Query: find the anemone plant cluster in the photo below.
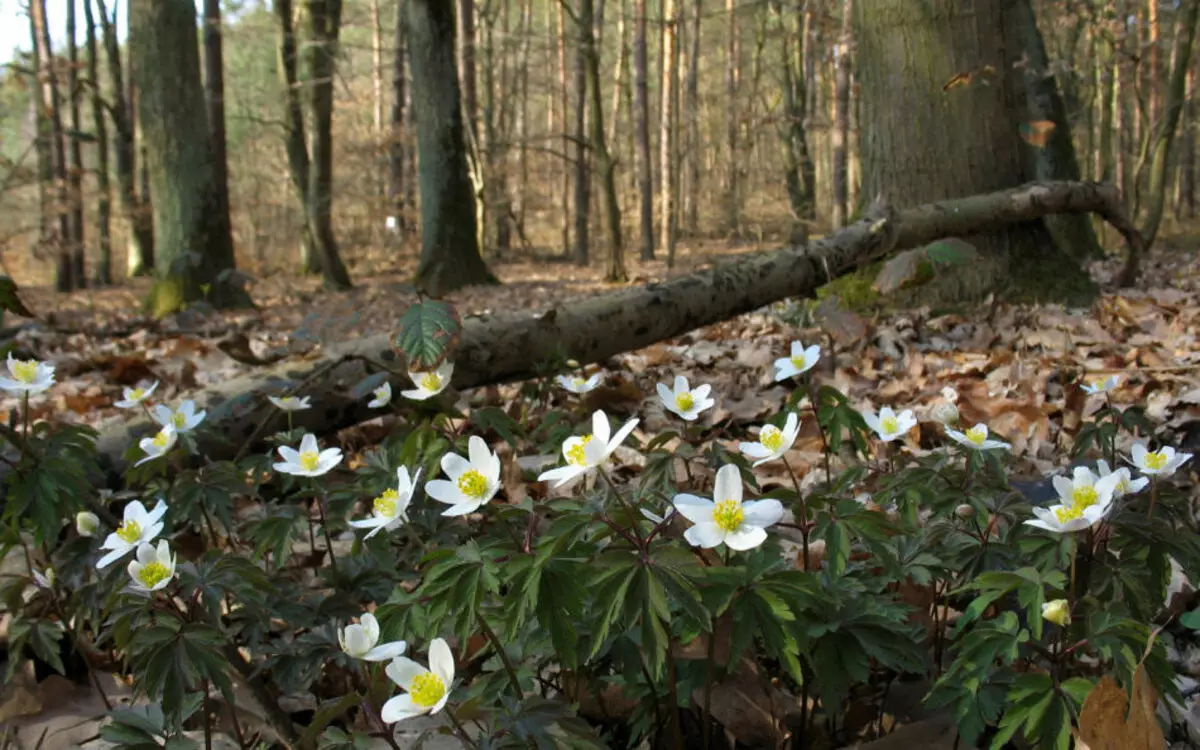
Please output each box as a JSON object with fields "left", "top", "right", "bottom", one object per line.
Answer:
{"left": 1, "top": 339, "right": 1197, "bottom": 750}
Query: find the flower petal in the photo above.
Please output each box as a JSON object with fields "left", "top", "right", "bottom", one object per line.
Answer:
{"left": 723, "top": 527, "right": 768, "bottom": 551}
{"left": 385, "top": 658, "right": 427, "bottom": 691}
{"left": 429, "top": 638, "right": 455, "bottom": 684}
{"left": 425, "top": 480, "right": 463, "bottom": 505}
{"left": 364, "top": 641, "right": 408, "bottom": 662}
{"left": 741, "top": 498, "right": 784, "bottom": 528}
{"left": 672, "top": 494, "right": 715, "bottom": 523}
{"left": 684, "top": 524, "right": 726, "bottom": 548}
{"left": 380, "top": 694, "right": 426, "bottom": 723}
{"left": 712, "top": 465, "right": 742, "bottom": 503}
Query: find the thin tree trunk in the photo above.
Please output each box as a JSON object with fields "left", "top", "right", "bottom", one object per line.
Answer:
{"left": 66, "top": 0, "right": 86, "bottom": 287}
{"left": 388, "top": 0, "right": 408, "bottom": 232}
{"left": 1180, "top": 64, "right": 1196, "bottom": 218}
{"left": 609, "top": 0, "right": 629, "bottom": 148}
{"left": 372, "top": 0, "right": 385, "bottom": 136}
{"left": 1149, "top": 0, "right": 1160, "bottom": 126}
{"left": 723, "top": 0, "right": 739, "bottom": 234}
{"left": 660, "top": 0, "right": 679, "bottom": 265}
{"left": 202, "top": 0, "right": 234, "bottom": 281}
{"left": 31, "top": 0, "right": 73, "bottom": 292}
{"left": 27, "top": 7, "right": 53, "bottom": 263}
{"left": 85, "top": 0, "right": 113, "bottom": 286}
{"left": 831, "top": 0, "right": 852, "bottom": 228}
{"left": 275, "top": 0, "right": 318, "bottom": 273}
{"left": 580, "top": 0, "right": 626, "bottom": 280}
{"left": 633, "top": 0, "right": 655, "bottom": 258}
{"left": 557, "top": 0, "right": 571, "bottom": 254}
{"left": 1116, "top": 59, "right": 1127, "bottom": 198}
{"left": 1096, "top": 33, "right": 1115, "bottom": 182}
{"left": 458, "top": 0, "right": 479, "bottom": 139}
{"left": 773, "top": 0, "right": 805, "bottom": 221}
{"left": 572, "top": 8, "right": 591, "bottom": 265}
{"left": 513, "top": 0, "right": 532, "bottom": 233}
{"left": 683, "top": 0, "right": 701, "bottom": 236}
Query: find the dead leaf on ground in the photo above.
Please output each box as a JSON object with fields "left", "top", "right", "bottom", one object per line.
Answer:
{"left": 1075, "top": 669, "right": 1163, "bottom": 750}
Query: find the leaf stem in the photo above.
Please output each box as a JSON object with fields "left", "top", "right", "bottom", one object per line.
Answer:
{"left": 476, "top": 612, "right": 523, "bottom": 698}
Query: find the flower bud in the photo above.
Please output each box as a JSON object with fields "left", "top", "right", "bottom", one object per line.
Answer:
{"left": 954, "top": 503, "right": 976, "bottom": 520}
{"left": 76, "top": 511, "right": 100, "bottom": 537}
{"left": 930, "top": 401, "right": 960, "bottom": 426}
{"left": 1042, "top": 599, "right": 1071, "bottom": 628}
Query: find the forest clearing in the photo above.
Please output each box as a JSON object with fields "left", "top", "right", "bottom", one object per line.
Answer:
{"left": 2, "top": 0, "right": 1200, "bottom": 749}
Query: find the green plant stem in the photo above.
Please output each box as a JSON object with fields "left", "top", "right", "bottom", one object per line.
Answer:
{"left": 599, "top": 467, "right": 645, "bottom": 546}
{"left": 1148, "top": 476, "right": 1159, "bottom": 518}
{"left": 803, "top": 377, "right": 831, "bottom": 485}
{"left": 1068, "top": 534, "right": 1078, "bottom": 603}
{"left": 665, "top": 646, "right": 684, "bottom": 750}
{"left": 444, "top": 706, "right": 479, "bottom": 749}
{"left": 780, "top": 455, "right": 810, "bottom": 571}
{"left": 315, "top": 490, "right": 339, "bottom": 577}
{"left": 203, "top": 678, "right": 212, "bottom": 750}
{"left": 702, "top": 612, "right": 717, "bottom": 750}
{"left": 21, "top": 391, "right": 30, "bottom": 442}
{"left": 476, "top": 613, "right": 523, "bottom": 698}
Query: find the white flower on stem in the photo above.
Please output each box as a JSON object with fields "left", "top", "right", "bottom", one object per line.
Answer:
{"left": 1042, "top": 599, "right": 1071, "bottom": 627}
{"left": 97, "top": 499, "right": 167, "bottom": 569}
{"left": 1130, "top": 443, "right": 1192, "bottom": 478}
{"left": 862, "top": 406, "right": 917, "bottom": 443}
{"left": 1025, "top": 466, "right": 1120, "bottom": 534}
{"left": 1095, "top": 459, "right": 1148, "bottom": 498}
{"left": 349, "top": 467, "right": 421, "bottom": 538}
{"left": 382, "top": 638, "right": 455, "bottom": 723}
{"left": 537, "top": 409, "right": 639, "bottom": 487}
{"left": 1081, "top": 375, "right": 1120, "bottom": 395}
{"left": 32, "top": 567, "right": 55, "bottom": 589}
{"left": 273, "top": 433, "right": 343, "bottom": 477}
{"left": 1024, "top": 498, "right": 1114, "bottom": 534}
{"left": 135, "top": 425, "right": 178, "bottom": 467}
{"left": 556, "top": 373, "right": 602, "bottom": 394}
{"left": 673, "top": 465, "right": 784, "bottom": 551}
{"left": 737, "top": 412, "right": 800, "bottom": 467}
{"left": 152, "top": 400, "right": 206, "bottom": 433}
{"left": 656, "top": 375, "right": 715, "bottom": 421}
{"left": 367, "top": 382, "right": 393, "bottom": 408}
{"left": 268, "top": 395, "right": 312, "bottom": 412}
{"left": 945, "top": 423, "right": 1011, "bottom": 452}
{"left": 773, "top": 341, "right": 821, "bottom": 382}
{"left": 75, "top": 511, "right": 100, "bottom": 537}
{"left": 0, "top": 353, "right": 55, "bottom": 395}
{"left": 126, "top": 540, "right": 176, "bottom": 593}
{"left": 338, "top": 613, "right": 407, "bottom": 662}
{"left": 402, "top": 362, "right": 453, "bottom": 401}
{"left": 426, "top": 436, "right": 501, "bottom": 516}
{"left": 114, "top": 380, "right": 159, "bottom": 409}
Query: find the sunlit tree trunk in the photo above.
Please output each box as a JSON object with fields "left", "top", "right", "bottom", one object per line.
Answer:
{"left": 85, "top": 0, "right": 113, "bottom": 286}
{"left": 722, "top": 0, "right": 739, "bottom": 234}
{"left": 513, "top": 0, "right": 532, "bottom": 233}
{"left": 660, "top": 0, "right": 679, "bottom": 265}
{"left": 273, "top": 0, "right": 317, "bottom": 272}
{"left": 1179, "top": 65, "right": 1196, "bottom": 218}
{"left": 557, "top": 1, "right": 571, "bottom": 254}
{"left": 31, "top": 0, "right": 73, "bottom": 291}
{"left": 633, "top": 0, "right": 655, "bottom": 258}
{"left": 27, "top": 6, "right": 53, "bottom": 267}
{"left": 831, "top": 0, "right": 852, "bottom": 228}
{"left": 683, "top": 0, "right": 701, "bottom": 235}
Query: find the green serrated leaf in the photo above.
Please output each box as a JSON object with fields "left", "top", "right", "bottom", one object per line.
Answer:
{"left": 392, "top": 299, "right": 462, "bottom": 371}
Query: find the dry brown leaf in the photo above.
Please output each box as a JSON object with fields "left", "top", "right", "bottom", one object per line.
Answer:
{"left": 688, "top": 656, "right": 794, "bottom": 748}
{"left": 1075, "top": 669, "right": 1163, "bottom": 750}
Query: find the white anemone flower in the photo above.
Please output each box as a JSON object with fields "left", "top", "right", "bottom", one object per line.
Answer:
{"left": 556, "top": 373, "right": 602, "bottom": 394}
{"left": 350, "top": 467, "right": 421, "bottom": 538}
{"left": 673, "top": 465, "right": 784, "bottom": 551}
{"left": 656, "top": 375, "right": 715, "bottom": 421}
{"left": 114, "top": 380, "right": 159, "bottom": 409}
{"left": 773, "top": 341, "right": 821, "bottom": 382}
{"left": 0, "top": 353, "right": 55, "bottom": 395}
{"left": 1024, "top": 496, "right": 1114, "bottom": 534}
{"left": 1129, "top": 443, "right": 1192, "bottom": 478}
{"left": 426, "top": 436, "right": 501, "bottom": 516}
{"left": 737, "top": 412, "right": 800, "bottom": 467}
{"left": 97, "top": 499, "right": 168, "bottom": 569}
{"left": 32, "top": 567, "right": 55, "bottom": 589}
{"left": 274, "top": 433, "right": 343, "bottom": 477}
{"left": 537, "top": 409, "right": 639, "bottom": 487}
{"left": 268, "top": 395, "right": 312, "bottom": 412}
{"left": 127, "top": 540, "right": 177, "bottom": 593}
{"left": 338, "top": 613, "right": 408, "bottom": 662}
{"left": 382, "top": 638, "right": 455, "bottom": 723}
{"left": 862, "top": 406, "right": 917, "bottom": 443}
{"left": 152, "top": 400, "right": 206, "bottom": 433}
{"left": 135, "top": 425, "right": 178, "bottom": 467}
{"left": 1081, "top": 375, "right": 1120, "bottom": 395}
{"left": 367, "top": 382, "right": 393, "bottom": 408}
{"left": 1052, "top": 466, "right": 1120, "bottom": 509}
{"left": 945, "top": 423, "right": 1011, "bottom": 452}
{"left": 402, "top": 362, "right": 454, "bottom": 401}
{"left": 76, "top": 511, "right": 100, "bottom": 537}
{"left": 1095, "top": 459, "right": 1148, "bottom": 498}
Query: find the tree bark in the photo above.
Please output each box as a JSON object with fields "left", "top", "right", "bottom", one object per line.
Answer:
{"left": 660, "top": 0, "right": 679, "bottom": 265}
{"left": 723, "top": 0, "right": 739, "bottom": 234}
{"left": 85, "top": 0, "right": 113, "bottom": 286}
{"left": 31, "top": 0, "right": 73, "bottom": 292}
{"left": 683, "top": 0, "right": 701, "bottom": 236}
{"left": 94, "top": 180, "right": 1141, "bottom": 476}
{"left": 633, "top": 0, "right": 655, "bottom": 259}
{"left": 1179, "top": 64, "right": 1196, "bottom": 218}
{"left": 579, "top": 0, "right": 626, "bottom": 281}
{"left": 130, "top": 0, "right": 251, "bottom": 316}
{"left": 202, "top": 0, "right": 234, "bottom": 280}
{"left": 831, "top": 0, "right": 852, "bottom": 228}
{"left": 66, "top": 0, "right": 87, "bottom": 287}
{"left": 27, "top": 5, "right": 54, "bottom": 267}
{"left": 388, "top": 0, "right": 408, "bottom": 232}
{"left": 273, "top": 0, "right": 317, "bottom": 272}
{"left": 408, "top": 0, "right": 497, "bottom": 295}
{"left": 458, "top": 0, "right": 479, "bottom": 140}
{"left": 571, "top": 9, "right": 591, "bottom": 266}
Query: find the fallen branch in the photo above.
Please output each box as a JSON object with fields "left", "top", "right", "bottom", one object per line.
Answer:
{"left": 94, "top": 180, "right": 1139, "bottom": 476}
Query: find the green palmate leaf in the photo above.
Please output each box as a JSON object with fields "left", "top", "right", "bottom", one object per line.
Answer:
{"left": 0, "top": 275, "right": 34, "bottom": 317}
{"left": 392, "top": 299, "right": 462, "bottom": 371}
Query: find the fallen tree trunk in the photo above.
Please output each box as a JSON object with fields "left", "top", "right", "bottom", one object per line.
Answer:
{"left": 95, "top": 180, "right": 1140, "bottom": 476}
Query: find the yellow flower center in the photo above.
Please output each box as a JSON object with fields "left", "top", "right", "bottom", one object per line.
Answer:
{"left": 760, "top": 425, "right": 783, "bottom": 452}
{"left": 12, "top": 360, "right": 40, "bottom": 383}
{"left": 1116, "top": 476, "right": 1130, "bottom": 494}
{"left": 457, "top": 469, "right": 489, "bottom": 499}
{"left": 116, "top": 520, "right": 142, "bottom": 544}
{"left": 572, "top": 377, "right": 587, "bottom": 388}
{"left": 881, "top": 416, "right": 899, "bottom": 434}
{"left": 299, "top": 451, "right": 321, "bottom": 472}
{"left": 373, "top": 488, "right": 400, "bottom": 518}
{"left": 1054, "top": 504, "right": 1084, "bottom": 524}
{"left": 1144, "top": 451, "right": 1168, "bottom": 471}
{"left": 137, "top": 561, "right": 171, "bottom": 589}
{"left": 172, "top": 412, "right": 188, "bottom": 429}
{"left": 279, "top": 397, "right": 295, "bottom": 407}
{"left": 790, "top": 355, "right": 806, "bottom": 370}
{"left": 129, "top": 388, "right": 145, "bottom": 400}
{"left": 712, "top": 499, "right": 745, "bottom": 532}
{"left": 966, "top": 426, "right": 987, "bottom": 445}
{"left": 151, "top": 431, "right": 171, "bottom": 449}
{"left": 374, "top": 386, "right": 388, "bottom": 400}
{"left": 566, "top": 435, "right": 593, "bottom": 466}
{"left": 419, "top": 373, "right": 442, "bottom": 392}
{"left": 1071, "top": 485, "right": 1098, "bottom": 510}
{"left": 409, "top": 672, "right": 447, "bottom": 708}
{"left": 675, "top": 392, "right": 695, "bottom": 411}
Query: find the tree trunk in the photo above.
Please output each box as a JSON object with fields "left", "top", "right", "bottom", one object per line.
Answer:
{"left": 85, "top": 0, "right": 113, "bottom": 286}
{"left": 130, "top": 0, "right": 251, "bottom": 316}
{"left": 372, "top": 0, "right": 385, "bottom": 137}
{"left": 557, "top": 1, "right": 572, "bottom": 255}
{"left": 1180, "top": 64, "right": 1196, "bottom": 218}
{"left": 97, "top": 0, "right": 155, "bottom": 277}
{"left": 513, "top": 0, "right": 532, "bottom": 234}
{"left": 407, "top": 0, "right": 496, "bottom": 295}
{"left": 660, "top": 0, "right": 679, "bottom": 265}
{"left": 856, "top": 0, "right": 1093, "bottom": 305}
{"left": 831, "top": 0, "right": 852, "bottom": 228}
{"left": 66, "top": 0, "right": 87, "bottom": 287}
{"left": 31, "top": 0, "right": 73, "bottom": 292}
{"left": 580, "top": 0, "right": 626, "bottom": 281}
{"left": 273, "top": 0, "right": 318, "bottom": 272}
{"left": 388, "top": 0, "right": 408, "bottom": 232}
{"left": 304, "top": 0, "right": 354, "bottom": 289}
{"left": 633, "top": 0, "right": 655, "bottom": 259}
{"left": 1123, "top": 0, "right": 1200, "bottom": 284}
{"left": 27, "top": 6, "right": 54, "bottom": 266}
{"left": 458, "top": 0, "right": 479, "bottom": 140}
{"left": 723, "top": 0, "right": 739, "bottom": 234}
{"left": 202, "top": 0, "right": 234, "bottom": 280}
{"left": 683, "top": 0, "right": 701, "bottom": 236}
{"left": 94, "top": 180, "right": 1141, "bottom": 476}
{"left": 608, "top": 0, "right": 628, "bottom": 148}
{"left": 572, "top": 12, "right": 591, "bottom": 266}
